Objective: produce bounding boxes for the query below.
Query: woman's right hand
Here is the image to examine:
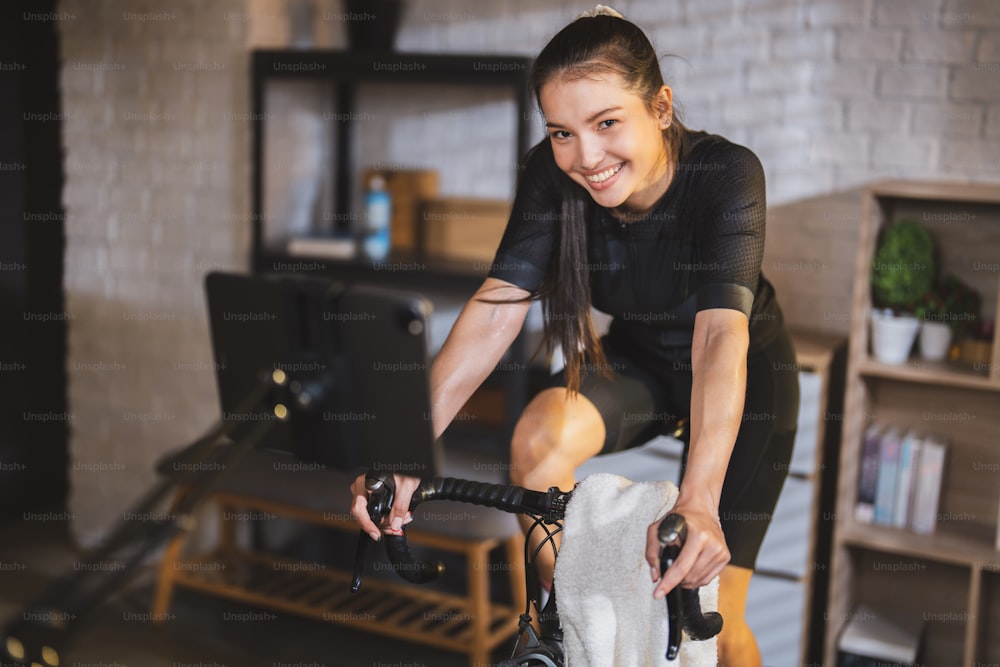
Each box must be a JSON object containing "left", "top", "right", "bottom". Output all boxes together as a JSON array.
[{"left": 350, "top": 473, "right": 422, "bottom": 542}]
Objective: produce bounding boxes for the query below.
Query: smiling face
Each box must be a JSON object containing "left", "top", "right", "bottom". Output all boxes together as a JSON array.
[{"left": 539, "top": 71, "right": 674, "bottom": 216}]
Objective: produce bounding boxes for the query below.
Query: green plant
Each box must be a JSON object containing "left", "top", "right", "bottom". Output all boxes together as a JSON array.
[
  {"left": 912, "top": 289, "right": 948, "bottom": 321},
  {"left": 912, "top": 273, "right": 981, "bottom": 337},
  {"left": 870, "top": 219, "right": 936, "bottom": 312}
]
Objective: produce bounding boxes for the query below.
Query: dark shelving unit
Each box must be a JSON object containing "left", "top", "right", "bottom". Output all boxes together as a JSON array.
[{"left": 248, "top": 49, "right": 537, "bottom": 441}]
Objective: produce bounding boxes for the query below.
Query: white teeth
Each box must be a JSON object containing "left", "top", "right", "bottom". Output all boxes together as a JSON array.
[{"left": 584, "top": 163, "right": 623, "bottom": 183}]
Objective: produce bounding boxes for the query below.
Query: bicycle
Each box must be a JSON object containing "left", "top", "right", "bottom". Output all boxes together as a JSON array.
[{"left": 351, "top": 470, "right": 724, "bottom": 666}]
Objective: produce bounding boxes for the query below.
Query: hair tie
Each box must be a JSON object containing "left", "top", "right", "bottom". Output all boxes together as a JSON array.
[{"left": 576, "top": 4, "right": 625, "bottom": 19}]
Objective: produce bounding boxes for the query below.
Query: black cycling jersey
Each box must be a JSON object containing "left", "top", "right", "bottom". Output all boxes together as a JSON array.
[
  {"left": 488, "top": 129, "right": 786, "bottom": 365},
  {"left": 489, "top": 129, "right": 799, "bottom": 569}
]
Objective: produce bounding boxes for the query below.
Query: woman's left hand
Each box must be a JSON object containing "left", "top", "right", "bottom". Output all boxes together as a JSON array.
[{"left": 645, "top": 498, "right": 730, "bottom": 598}]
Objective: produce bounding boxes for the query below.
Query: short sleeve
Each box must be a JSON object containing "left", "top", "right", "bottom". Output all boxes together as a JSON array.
[
  {"left": 488, "top": 141, "right": 562, "bottom": 292},
  {"left": 693, "top": 143, "right": 766, "bottom": 317}
]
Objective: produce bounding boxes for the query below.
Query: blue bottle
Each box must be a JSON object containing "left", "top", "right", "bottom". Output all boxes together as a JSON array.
[{"left": 362, "top": 174, "right": 391, "bottom": 262}]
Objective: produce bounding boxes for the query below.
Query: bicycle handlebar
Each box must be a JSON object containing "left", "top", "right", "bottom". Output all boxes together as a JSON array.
[
  {"left": 368, "top": 475, "right": 571, "bottom": 585},
  {"left": 353, "top": 470, "right": 722, "bottom": 661}
]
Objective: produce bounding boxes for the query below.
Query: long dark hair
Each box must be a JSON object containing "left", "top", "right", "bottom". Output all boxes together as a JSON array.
[{"left": 530, "top": 13, "right": 688, "bottom": 393}]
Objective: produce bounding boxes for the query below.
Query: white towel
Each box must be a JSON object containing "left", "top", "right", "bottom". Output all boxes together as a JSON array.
[{"left": 554, "top": 473, "right": 719, "bottom": 667}]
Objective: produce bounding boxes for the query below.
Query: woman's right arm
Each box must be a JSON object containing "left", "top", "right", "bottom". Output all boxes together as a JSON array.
[
  {"left": 428, "top": 277, "right": 533, "bottom": 439},
  {"left": 350, "top": 277, "right": 533, "bottom": 540}
]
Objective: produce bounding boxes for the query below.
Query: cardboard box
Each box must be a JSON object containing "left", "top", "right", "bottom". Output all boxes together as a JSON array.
[{"left": 419, "top": 197, "right": 511, "bottom": 263}]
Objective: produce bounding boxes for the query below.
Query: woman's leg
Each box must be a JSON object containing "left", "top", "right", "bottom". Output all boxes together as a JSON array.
[
  {"left": 717, "top": 565, "right": 760, "bottom": 667},
  {"left": 508, "top": 386, "right": 607, "bottom": 585},
  {"left": 508, "top": 347, "right": 665, "bottom": 585},
  {"left": 713, "top": 330, "right": 800, "bottom": 666}
]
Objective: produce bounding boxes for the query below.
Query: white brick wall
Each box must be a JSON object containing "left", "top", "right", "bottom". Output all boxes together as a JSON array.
[
  {"left": 59, "top": 0, "right": 251, "bottom": 547},
  {"left": 877, "top": 62, "right": 950, "bottom": 97},
  {"left": 987, "top": 105, "right": 1000, "bottom": 135},
  {"left": 58, "top": 0, "right": 1000, "bottom": 542},
  {"left": 836, "top": 28, "right": 903, "bottom": 60},
  {"left": 394, "top": 0, "right": 997, "bottom": 205},
  {"left": 980, "top": 31, "right": 1000, "bottom": 60},
  {"left": 806, "top": 0, "right": 869, "bottom": 27},
  {"left": 873, "top": 0, "right": 943, "bottom": 29}
]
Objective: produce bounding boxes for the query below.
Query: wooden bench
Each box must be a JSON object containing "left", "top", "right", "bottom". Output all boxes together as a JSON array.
[{"left": 151, "top": 447, "right": 526, "bottom": 666}]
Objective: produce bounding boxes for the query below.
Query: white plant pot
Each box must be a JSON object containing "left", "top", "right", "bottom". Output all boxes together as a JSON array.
[
  {"left": 870, "top": 310, "right": 920, "bottom": 365},
  {"left": 919, "top": 320, "right": 953, "bottom": 361}
]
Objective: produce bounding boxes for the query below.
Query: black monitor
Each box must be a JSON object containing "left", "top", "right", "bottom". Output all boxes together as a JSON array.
[{"left": 204, "top": 271, "right": 442, "bottom": 477}]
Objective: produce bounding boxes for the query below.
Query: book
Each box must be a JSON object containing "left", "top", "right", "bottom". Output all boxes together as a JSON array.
[
  {"left": 874, "top": 427, "right": 902, "bottom": 525},
  {"left": 855, "top": 423, "right": 884, "bottom": 524},
  {"left": 892, "top": 431, "right": 922, "bottom": 529},
  {"left": 837, "top": 603, "right": 924, "bottom": 666},
  {"left": 286, "top": 234, "right": 356, "bottom": 259},
  {"left": 910, "top": 434, "right": 947, "bottom": 535}
]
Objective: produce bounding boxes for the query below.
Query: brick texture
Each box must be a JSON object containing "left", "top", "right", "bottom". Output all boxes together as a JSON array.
[
  {"left": 940, "top": 138, "right": 1000, "bottom": 170},
  {"left": 806, "top": 0, "right": 869, "bottom": 27},
  {"left": 810, "top": 133, "right": 871, "bottom": 164},
  {"left": 847, "top": 99, "right": 912, "bottom": 131},
  {"left": 60, "top": 0, "right": 250, "bottom": 547},
  {"left": 813, "top": 62, "right": 878, "bottom": 95},
  {"left": 873, "top": 0, "right": 942, "bottom": 28},
  {"left": 784, "top": 93, "right": 846, "bottom": 129},
  {"left": 871, "top": 134, "right": 936, "bottom": 166},
  {"left": 903, "top": 29, "right": 977, "bottom": 63},
  {"left": 836, "top": 29, "right": 904, "bottom": 61},
  {"left": 979, "top": 31, "right": 1000, "bottom": 62},
  {"left": 877, "top": 62, "right": 950, "bottom": 98},
  {"left": 943, "top": 0, "right": 1000, "bottom": 28},
  {"left": 772, "top": 28, "right": 836, "bottom": 60},
  {"left": 951, "top": 64, "right": 1000, "bottom": 100},
  {"left": 912, "top": 101, "right": 983, "bottom": 135},
  {"left": 987, "top": 105, "right": 1000, "bottom": 136}
]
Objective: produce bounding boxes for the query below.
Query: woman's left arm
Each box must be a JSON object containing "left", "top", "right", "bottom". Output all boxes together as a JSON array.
[{"left": 646, "top": 306, "right": 749, "bottom": 596}]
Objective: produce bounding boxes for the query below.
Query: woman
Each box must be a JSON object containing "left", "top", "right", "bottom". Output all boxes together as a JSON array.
[{"left": 351, "top": 7, "right": 799, "bottom": 666}]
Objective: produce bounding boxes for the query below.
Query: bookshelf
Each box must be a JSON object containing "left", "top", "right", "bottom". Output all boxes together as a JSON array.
[
  {"left": 825, "top": 181, "right": 1000, "bottom": 666},
  {"left": 247, "top": 49, "right": 533, "bottom": 262}
]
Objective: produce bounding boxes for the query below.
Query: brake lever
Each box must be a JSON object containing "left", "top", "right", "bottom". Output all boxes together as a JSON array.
[
  {"left": 350, "top": 471, "right": 395, "bottom": 592},
  {"left": 657, "top": 513, "right": 686, "bottom": 661}
]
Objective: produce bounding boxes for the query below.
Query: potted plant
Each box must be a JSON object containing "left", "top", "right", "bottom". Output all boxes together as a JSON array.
[
  {"left": 912, "top": 288, "right": 951, "bottom": 361},
  {"left": 869, "top": 219, "right": 936, "bottom": 364},
  {"left": 912, "top": 274, "right": 981, "bottom": 361}
]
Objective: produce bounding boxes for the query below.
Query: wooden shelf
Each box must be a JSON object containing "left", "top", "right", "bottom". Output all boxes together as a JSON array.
[
  {"left": 171, "top": 549, "right": 520, "bottom": 654},
  {"left": 825, "top": 180, "right": 1000, "bottom": 667},
  {"left": 153, "top": 487, "right": 527, "bottom": 667},
  {"left": 840, "top": 521, "right": 1000, "bottom": 570},
  {"left": 867, "top": 179, "right": 1000, "bottom": 205},
  {"left": 857, "top": 357, "right": 998, "bottom": 392}
]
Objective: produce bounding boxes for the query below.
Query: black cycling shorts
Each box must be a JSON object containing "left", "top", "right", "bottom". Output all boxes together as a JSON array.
[{"left": 548, "top": 329, "right": 800, "bottom": 571}]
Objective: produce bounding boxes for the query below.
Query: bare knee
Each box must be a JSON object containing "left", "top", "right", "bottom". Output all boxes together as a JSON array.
[{"left": 509, "top": 388, "right": 605, "bottom": 488}]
